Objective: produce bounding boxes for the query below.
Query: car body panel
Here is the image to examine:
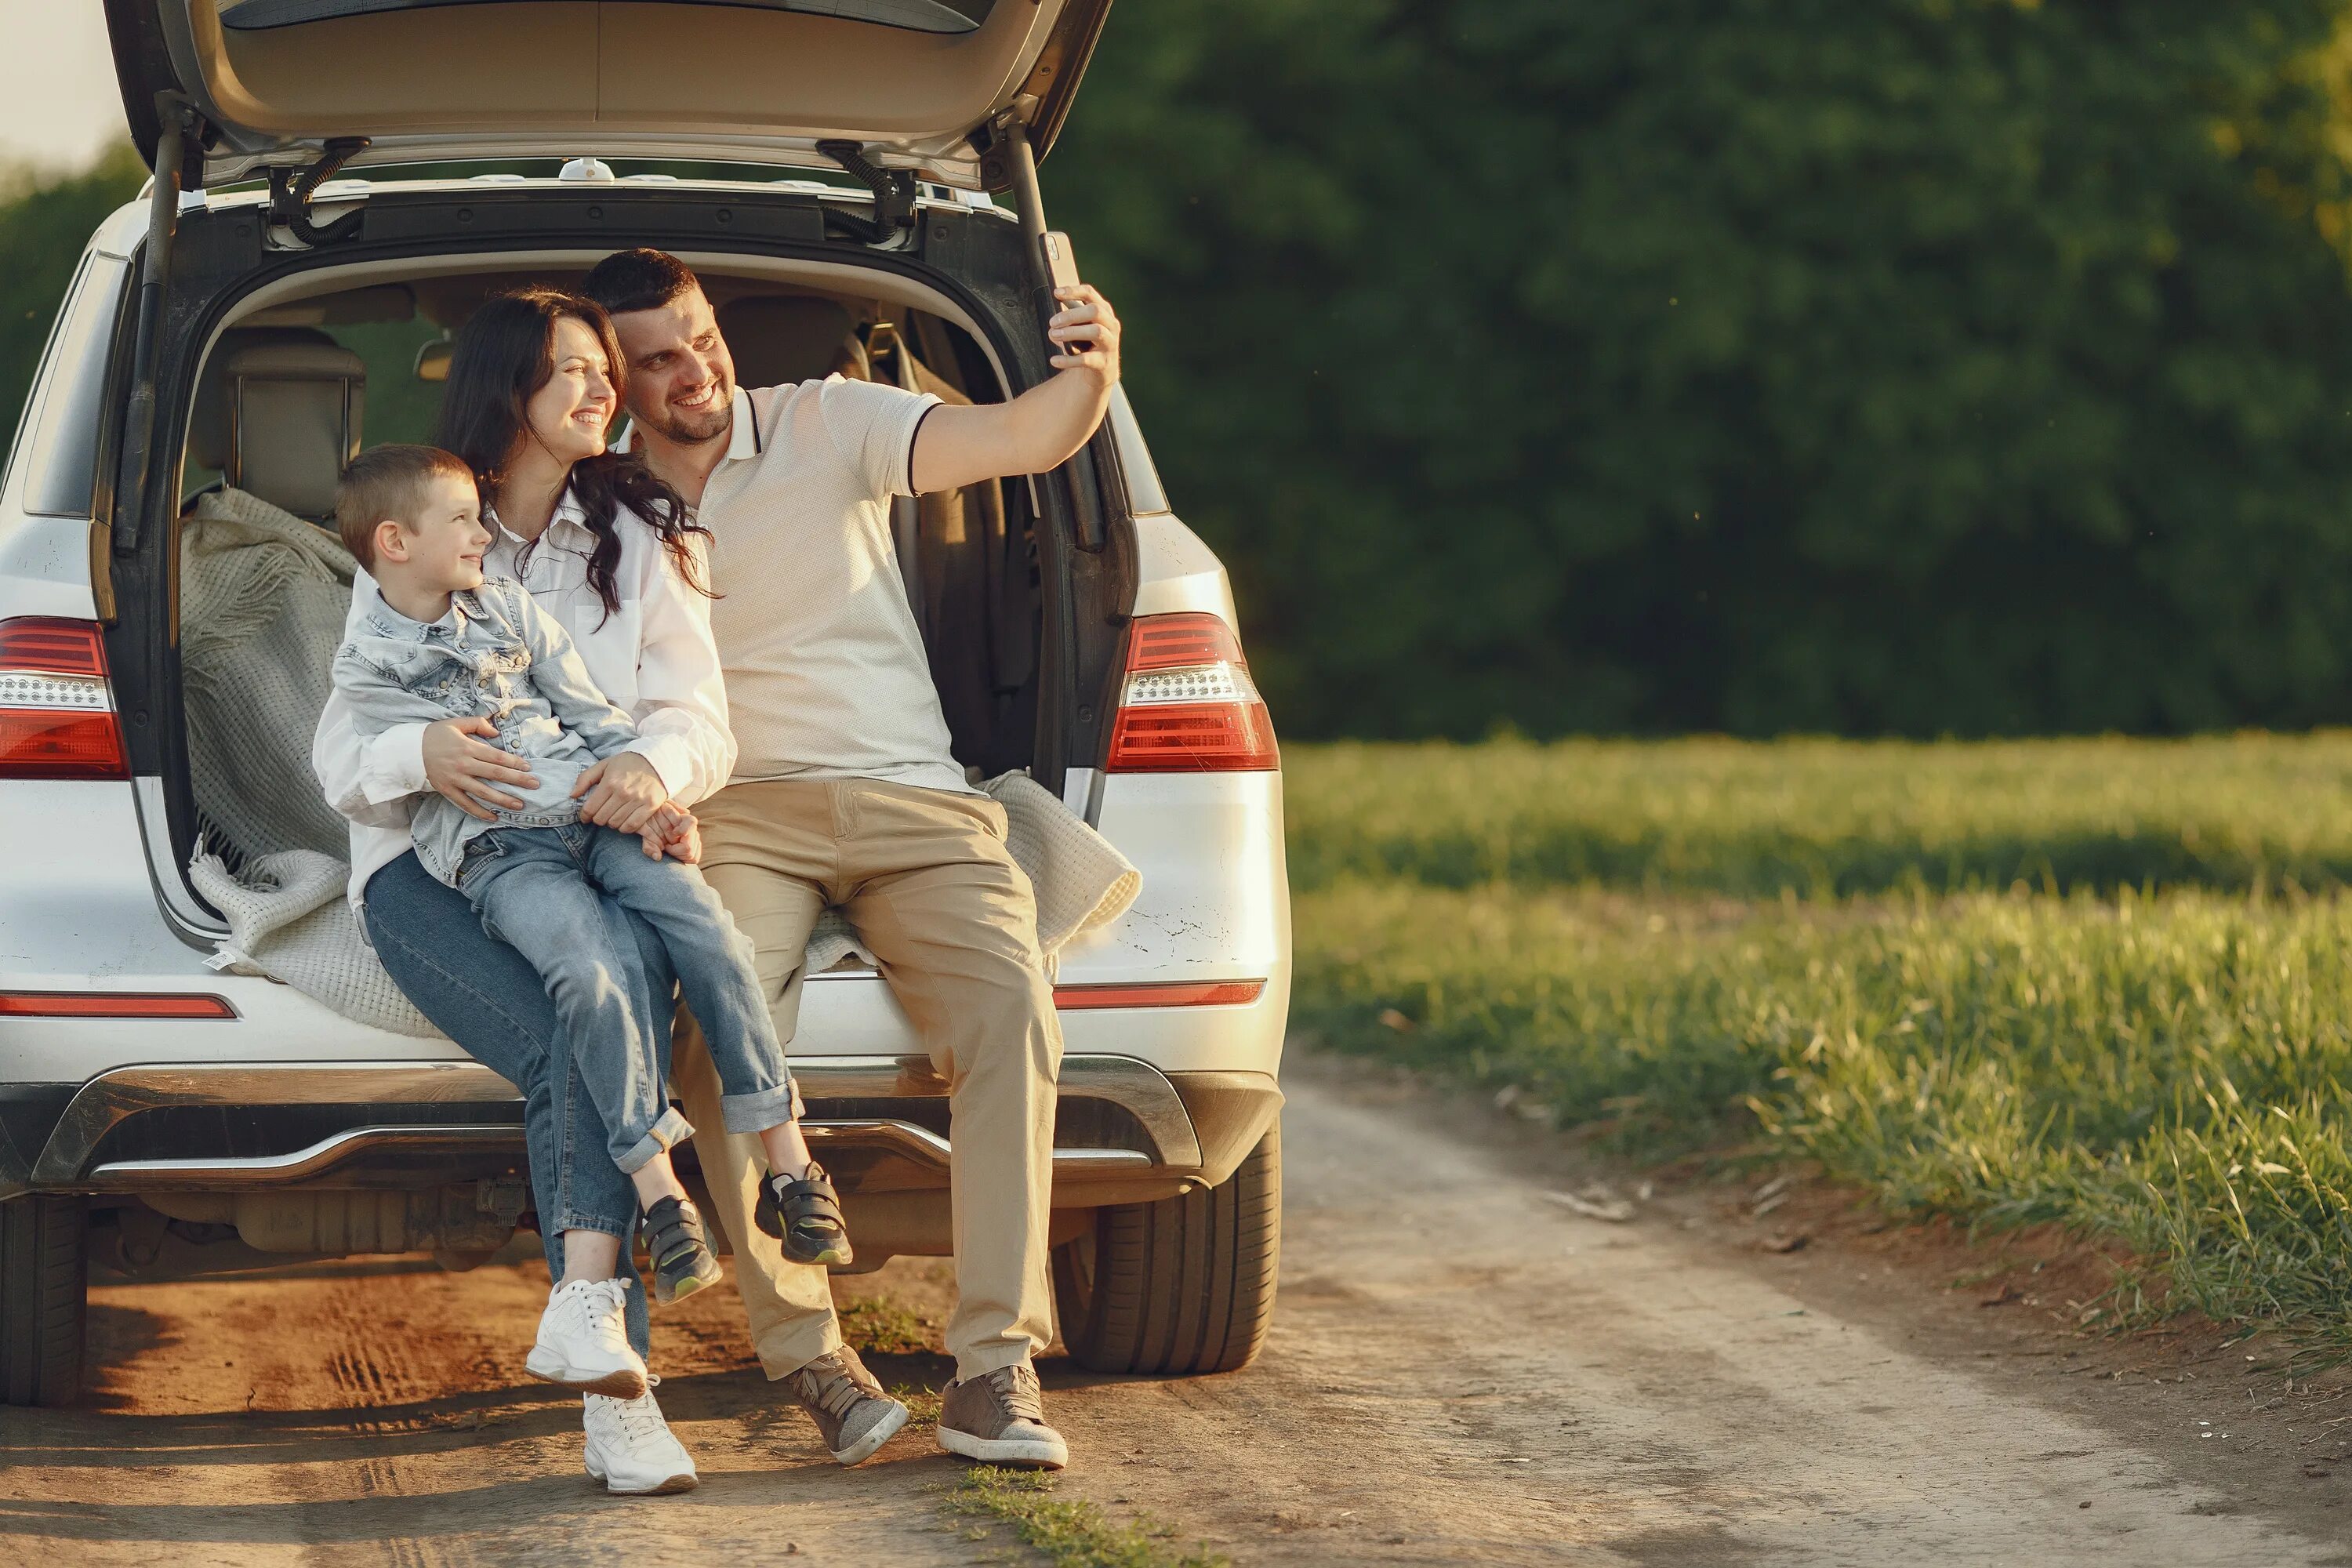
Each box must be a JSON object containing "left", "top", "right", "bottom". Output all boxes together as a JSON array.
[{"left": 104, "top": 0, "right": 1110, "bottom": 187}]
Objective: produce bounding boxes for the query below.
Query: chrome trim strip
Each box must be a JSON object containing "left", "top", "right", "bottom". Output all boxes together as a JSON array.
[
  {"left": 34, "top": 1053, "right": 1203, "bottom": 1183},
  {"left": 32, "top": 1061, "right": 521, "bottom": 1185},
  {"left": 86, "top": 1124, "right": 519, "bottom": 1188},
  {"left": 805, "top": 1118, "right": 1151, "bottom": 1174}
]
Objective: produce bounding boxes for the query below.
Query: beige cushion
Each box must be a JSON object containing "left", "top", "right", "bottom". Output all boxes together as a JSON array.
[
  {"left": 190, "top": 332, "right": 365, "bottom": 521},
  {"left": 718, "top": 295, "right": 870, "bottom": 388}
]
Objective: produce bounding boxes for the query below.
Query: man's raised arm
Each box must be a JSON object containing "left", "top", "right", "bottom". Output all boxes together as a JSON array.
[{"left": 909, "top": 284, "right": 1123, "bottom": 495}]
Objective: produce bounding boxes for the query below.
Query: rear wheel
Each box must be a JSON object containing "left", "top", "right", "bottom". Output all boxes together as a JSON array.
[
  {"left": 1052, "top": 1125, "right": 1279, "bottom": 1375},
  {"left": 2, "top": 1195, "right": 88, "bottom": 1406}
]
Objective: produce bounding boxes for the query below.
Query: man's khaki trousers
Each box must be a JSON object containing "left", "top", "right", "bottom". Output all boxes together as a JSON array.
[{"left": 670, "top": 778, "right": 1063, "bottom": 1382}]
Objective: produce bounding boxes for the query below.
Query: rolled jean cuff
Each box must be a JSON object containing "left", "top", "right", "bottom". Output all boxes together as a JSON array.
[
  {"left": 615, "top": 1105, "right": 695, "bottom": 1174},
  {"left": 720, "top": 1080, "right": 798, "bottom": 1136},
  {"left": 552, "top": 1210, "right": 632, "bottom": 1241}
]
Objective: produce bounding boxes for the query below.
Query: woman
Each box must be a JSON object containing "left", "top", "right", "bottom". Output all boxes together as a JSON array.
[{"left": 312, "top": 287, "right": 731, "bottom": 1494}]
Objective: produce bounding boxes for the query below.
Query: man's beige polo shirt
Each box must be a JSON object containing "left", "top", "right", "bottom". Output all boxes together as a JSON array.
[{"left": 631, "top": 377, "right": 965, "bottom": 795}]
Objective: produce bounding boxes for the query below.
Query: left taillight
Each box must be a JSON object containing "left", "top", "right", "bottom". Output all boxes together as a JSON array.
[
  {"left": 1105, "top": 612, "right": 1279, "bottom": 772},
  {"left": 0, "top": 618, "right": 128, "bottom": 780}
]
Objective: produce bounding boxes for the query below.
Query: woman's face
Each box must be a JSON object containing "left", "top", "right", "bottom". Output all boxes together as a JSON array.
[{"left": 519, "top": 314, "right": 618, "bottom": 467}]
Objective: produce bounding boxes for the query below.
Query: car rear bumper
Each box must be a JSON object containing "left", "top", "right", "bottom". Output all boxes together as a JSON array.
[{"left": 6, "top": 1054, "right": 1283, "bottom": 1210}]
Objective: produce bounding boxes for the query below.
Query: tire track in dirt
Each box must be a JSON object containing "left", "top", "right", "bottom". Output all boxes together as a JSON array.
[{"left": 6, "top": 1062, "right": 2352, "bottom": 1566}]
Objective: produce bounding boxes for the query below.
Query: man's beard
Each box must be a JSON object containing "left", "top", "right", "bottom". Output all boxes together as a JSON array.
[{"left": 644, "top": 382, "right": 732, "bottom": 445}]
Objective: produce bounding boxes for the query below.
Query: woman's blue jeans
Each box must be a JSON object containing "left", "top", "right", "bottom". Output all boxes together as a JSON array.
[{"left": 365, "top": 849, "right": 669, "bottom": 1358}]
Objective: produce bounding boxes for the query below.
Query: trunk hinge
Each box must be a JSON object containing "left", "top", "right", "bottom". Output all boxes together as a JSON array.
[
  {"left": 267, "top": 137, "right": 372, "bottom": 248},
  {"left": 978, "top": 103, "right": 1107, "bottom": 551},
  {"left": 114, "top": 96, "right": 203, "bottom": 561},
  {"left": 816, "top": 140, "right": 917, "bottom": 245}
]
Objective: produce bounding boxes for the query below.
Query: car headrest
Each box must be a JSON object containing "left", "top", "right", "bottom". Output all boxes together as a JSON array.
[
  {"left": 189, "top": 328, "right": 366, "bottom": 521},
  {"left": 716, "top": 295, "right": 870, "bottom": 388}
]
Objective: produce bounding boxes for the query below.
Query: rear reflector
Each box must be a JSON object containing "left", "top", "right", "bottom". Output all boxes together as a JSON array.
[
  {"left": 1105, "top": 612, "right": 1278, "bottom": 772},
  {"left": 0, "top": 991, "right": 238, "bottom": 1020},
  {"left": 1054, "top": 980, "right": 1266, "bottom": 1010},
  {"left": 0, "top": 618, "right": 126, "bottom": 780}
]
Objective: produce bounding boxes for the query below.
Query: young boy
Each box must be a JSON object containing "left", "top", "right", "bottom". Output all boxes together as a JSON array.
[{"left": 328, "top": 445, "right": 852, "bottom": 1336}]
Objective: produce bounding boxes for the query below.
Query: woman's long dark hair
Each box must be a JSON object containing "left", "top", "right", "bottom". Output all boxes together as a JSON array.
[{"left": 434, "top": 285, "right": 710, "bottom": 624}]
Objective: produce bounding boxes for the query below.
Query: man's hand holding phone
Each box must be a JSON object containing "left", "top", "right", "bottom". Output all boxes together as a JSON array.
[{"left": 1040, "top": 230, "right": 1120, "bottom": 385}]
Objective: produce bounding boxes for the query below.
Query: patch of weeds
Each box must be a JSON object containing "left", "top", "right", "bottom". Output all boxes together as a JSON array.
[
  {"left": 891, "top": 1381, "right": 943, "bottom": 1428},
  {"left": 946, "top": 1468, "right": 1228, "bottom": 1568},
  {"left": 837, "top": 1294, "right": 938, "bottom": 1356}
]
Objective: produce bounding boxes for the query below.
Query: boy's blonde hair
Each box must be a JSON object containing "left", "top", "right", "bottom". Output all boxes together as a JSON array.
[{"left": 336, "top": 445, "right": 476, "bottom": 569}]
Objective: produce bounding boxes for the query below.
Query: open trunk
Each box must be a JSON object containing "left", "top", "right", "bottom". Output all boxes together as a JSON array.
[{"left": 166, "top": 253, "right": 1048, "bottom": 896}]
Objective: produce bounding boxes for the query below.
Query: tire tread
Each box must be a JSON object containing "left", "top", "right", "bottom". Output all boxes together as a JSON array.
[{"left": 1054, "top": 1125, "right": 1280, "bottom": 1376}]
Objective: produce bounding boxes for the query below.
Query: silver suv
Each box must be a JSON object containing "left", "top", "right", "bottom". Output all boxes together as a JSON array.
[{"left": 0, "top": 0, "right": 1288, "bottom": 1406}]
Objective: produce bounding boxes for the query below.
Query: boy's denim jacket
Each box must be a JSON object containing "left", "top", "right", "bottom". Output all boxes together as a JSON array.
[{"left": 331, "top": 576, "right": 638, "bottom": 887}]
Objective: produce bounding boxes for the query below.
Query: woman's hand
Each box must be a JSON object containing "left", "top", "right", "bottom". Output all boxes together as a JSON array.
[
  {"left": 573, "top": 750, "right": 669, "bottom": 835},
  {"left": 423, "top": 717, "right": 539, "bottom": 822}
]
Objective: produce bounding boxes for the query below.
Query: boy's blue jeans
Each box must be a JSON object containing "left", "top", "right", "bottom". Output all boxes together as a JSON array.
[{"left": 458, "top": 822, "right": 797, "bottom": 1174}]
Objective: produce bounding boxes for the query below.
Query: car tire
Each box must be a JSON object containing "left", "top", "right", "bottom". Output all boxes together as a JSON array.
[
  {"left": 1052, "top": 1124, "right": 1279, "bottom": 1375},
  {"left": 2, "top": 1195, "right": 88, "bottom": 1407}
]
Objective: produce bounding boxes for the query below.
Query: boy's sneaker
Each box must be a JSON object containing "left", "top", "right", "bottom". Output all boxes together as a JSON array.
[
  {"left": 936, "top": 1361, "right": 1069, "bottom": 1470},
  {"left": 782, "top": 1345, "right": 910, "bottom": 1465},
  {"left": 755, "top": 1160, "right": 854, "bottom": 1268},
  {"left": 642, "top": 1195, "right": 724, "bottom": 1304},
  {"left": 583, "top": 1376, "right": 698, "bottom": 1495},
  {"left": 526, "top": 1276, "right": 648, "bottom": 1399}
]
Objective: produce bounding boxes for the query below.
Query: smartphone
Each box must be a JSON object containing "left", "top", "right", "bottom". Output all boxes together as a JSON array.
[{"left": 1040, "top": 230, "right": 1082, "bottom": 354}]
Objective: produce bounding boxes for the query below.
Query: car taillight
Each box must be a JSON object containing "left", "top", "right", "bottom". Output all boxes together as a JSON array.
[
  {"left": 0, "top": 618, "right": 128, "bottom": 780},
  {"left": 1105, "top": 613, "right": 1278, "bottom": 772}
]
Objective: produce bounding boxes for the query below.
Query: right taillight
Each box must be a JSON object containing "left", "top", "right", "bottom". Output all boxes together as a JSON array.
[
  {"left": 1105, "top": 612, "right": 1278, "bottom": 772},
  {"left": 0, "top": 618, "right": 128, "bottom": 780}
]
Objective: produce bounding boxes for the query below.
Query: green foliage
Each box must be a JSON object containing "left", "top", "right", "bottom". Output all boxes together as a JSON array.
[
  {"left": 1288, "top": 732, "right": 2352, "bottom": 896},
  {"left": 0, "top": 146, "right": 143, "bottom": 465},
  {"left": 1054, "top": 2, "right": 2352, "bottom": 738}
]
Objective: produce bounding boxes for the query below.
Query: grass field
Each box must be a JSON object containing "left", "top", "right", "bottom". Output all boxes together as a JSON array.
[
  {"left": 1284, "top": 737, "right": 2352, "bottom": 1356},
  {"left": 1288, "top": 735, "right": 2352, "bottom": 896}
]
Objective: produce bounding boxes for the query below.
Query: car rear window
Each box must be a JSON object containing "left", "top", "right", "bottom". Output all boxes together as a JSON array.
[{"left": 14, "top": 252, "right": 129, "bottom": 521}]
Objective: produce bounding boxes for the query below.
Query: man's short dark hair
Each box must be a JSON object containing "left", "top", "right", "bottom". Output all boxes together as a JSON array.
[
  {"left": 336, "top": 444, "right": 474, "bottom": 568},
  {"left": 581, "top": 249, "right": 702, "bottom": 317}
]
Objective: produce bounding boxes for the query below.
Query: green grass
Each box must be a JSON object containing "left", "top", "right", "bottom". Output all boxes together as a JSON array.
[
  {"left": 1285, "top": 736, "right": 2352, "bottom": 1357},
  {"left": 1288, "top": 734, "right": 2352, "bottom": 897},
  {"left": 946, "top": 1470, "right": 1229, "bottom": 1568},
  {"left": 836, "top": 1294, "right": 938, "bottom": 1357}
]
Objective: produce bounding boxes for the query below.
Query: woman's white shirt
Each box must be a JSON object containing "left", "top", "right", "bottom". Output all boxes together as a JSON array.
[{"left": 311, "top": 490, "right": 735, "bottom": 911}]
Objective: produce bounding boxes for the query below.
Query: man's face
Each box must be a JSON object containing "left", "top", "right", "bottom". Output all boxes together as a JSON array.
[{"left": 610, "top": 285, "right": 736, "bottom": 446}]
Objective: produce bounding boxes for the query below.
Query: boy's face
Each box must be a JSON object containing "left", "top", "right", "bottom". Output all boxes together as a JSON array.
[{"left": 376, "top": 472, "right": 492, "bottom": 594}]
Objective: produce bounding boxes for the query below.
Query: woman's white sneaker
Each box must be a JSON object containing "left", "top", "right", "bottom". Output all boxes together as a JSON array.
[
  {"left": 583, "top": 1376, "right": 698, "bottom": 1495},
  {"left": 526, "top": 1277, "right": 648, "bottom": 1399}
]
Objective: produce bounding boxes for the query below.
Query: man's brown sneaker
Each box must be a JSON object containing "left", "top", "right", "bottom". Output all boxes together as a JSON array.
[
  {"left": 783, "top": 1345, "right": 909, "bottom": 1465},
  {"left": 935, "top": 1361, "right": 1069, "bottom": 1470}
]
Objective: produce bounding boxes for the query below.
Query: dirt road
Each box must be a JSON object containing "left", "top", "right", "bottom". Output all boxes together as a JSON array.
[{"left": 5, "top": 1055, "right": 2351, "bottom": 1566}]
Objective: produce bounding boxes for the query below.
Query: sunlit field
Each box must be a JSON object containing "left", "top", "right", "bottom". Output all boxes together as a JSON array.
[{"left": 1285, "top": 737, "right": 2352, "bottom": 1355}]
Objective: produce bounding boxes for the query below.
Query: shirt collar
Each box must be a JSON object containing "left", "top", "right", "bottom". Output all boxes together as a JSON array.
[
  {"left": 482, "top": 487, "right": 592, "bottom": 571},
  {"left": 614, "top": 387, "right": 760, "bottom": 463},
  {"left": 357, "top": 574, "right": 469, "bottom": 640}
]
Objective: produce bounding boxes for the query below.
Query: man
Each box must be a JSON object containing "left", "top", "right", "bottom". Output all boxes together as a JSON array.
[{"left": 581, "top": 246, "right": 1123, "bottom": 1472}]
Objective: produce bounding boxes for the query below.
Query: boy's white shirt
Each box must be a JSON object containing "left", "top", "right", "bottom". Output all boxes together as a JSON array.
[{"left": 311, "top": 488, "right": 735, "bottom": 913}]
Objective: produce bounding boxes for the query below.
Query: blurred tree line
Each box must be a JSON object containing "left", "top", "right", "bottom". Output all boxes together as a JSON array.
[
  {"left": 15, "top": 5, "right": 2352, "bottom": 739},
  {"left": 1055, "top": 0, "right": 2352, "bottom": 738}
]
